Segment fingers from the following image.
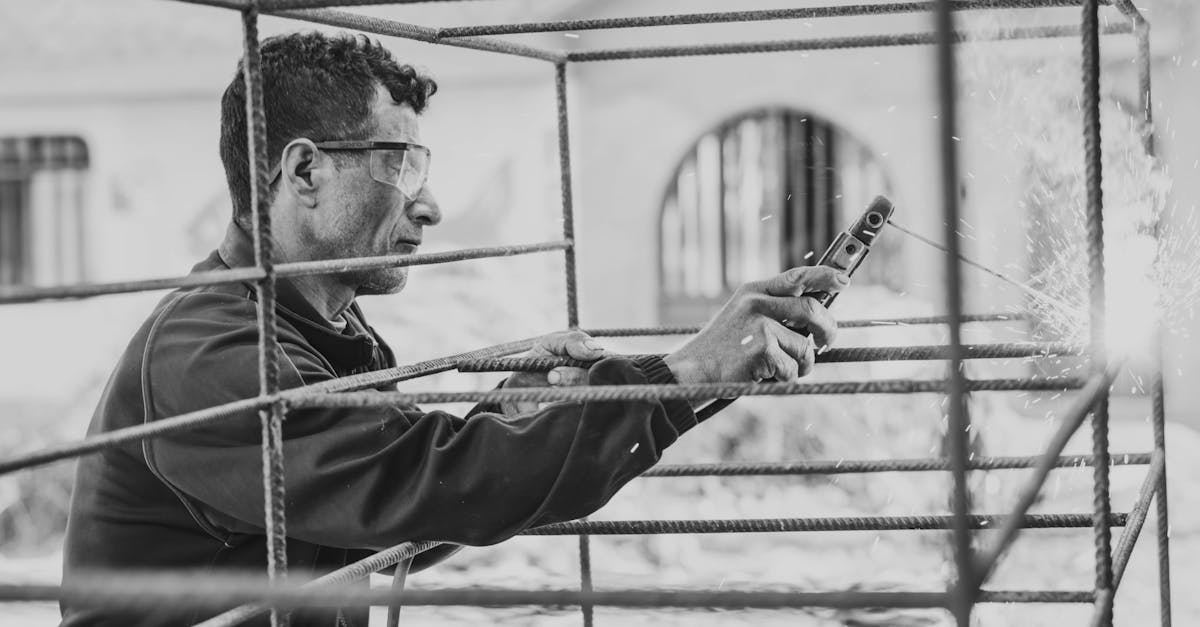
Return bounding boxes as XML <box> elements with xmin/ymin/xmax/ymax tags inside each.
<box><xmin>547</xmin><ymin>367</ymin><xmax>589</xmax><ymax>387</ymax></box>
<box><xmin>532</xmin><ymin>330</ymin><xmax>608</xmax><ymax>361</ymax></box>
<box><xmin>754</xmin><ymin>266</ymin><xmax>849</xmax><ymax>298</ymax></box>
<box><xmin>752</xmin><ymin>294</ymin><xmax>839</xmax><ymax>349</ymax></box>
<box><xmin>766</xmin><ymin>322</ymin><xmax>815</xmax><ymax>379</ymax></box>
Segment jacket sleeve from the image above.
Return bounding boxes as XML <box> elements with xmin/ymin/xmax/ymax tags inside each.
<box><xmin>143</xmin><ymin>293</ymin><xmax>697</xmax><ymax>550</ymax></box>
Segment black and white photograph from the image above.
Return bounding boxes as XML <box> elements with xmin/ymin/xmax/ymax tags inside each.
<box><xmin>0</xmin><ymin>0</ymin><xmax>1197</xmax><ymax>625</ymax></box>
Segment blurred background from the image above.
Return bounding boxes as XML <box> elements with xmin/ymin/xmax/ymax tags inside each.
<box><xmin>1</xmin><ymin>0</ymin><xmax>1197</xmax><ymax>625</ymax></box>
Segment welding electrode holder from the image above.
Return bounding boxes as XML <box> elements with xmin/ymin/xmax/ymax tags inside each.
<box><xmin>695</xmin><ymin>195</ymin><xmax>895</xmax><ymax>423</ymax></box>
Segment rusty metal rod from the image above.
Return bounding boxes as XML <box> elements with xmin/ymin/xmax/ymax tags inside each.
<box><xmin>584</xmin><ymin>312</ymin><xmax>1029</xmax><ymax>337</ymax></box>
<box><xmin>457</xmin><ymin>343</ymin><xmax>1084</xmax><ymax>372</ymax></box>
<box><xmin>1111</xmin><ymin>451</ymin><xmax>1165</xmax><ymax>589</ymax></box>
<box><xmin>290</xmin><ymin>377</ymin><xmax>1088</xmax><ymax>409</ymax></box>
<box><xmin>971</xmin><ymin>364</ymin><xmax>1120</xmax><ymax>589</ymax></box>
<box><xmin>566</xmin><ymin>23</ymin><xmax>1132</xmax><ymax>63</ymax></box>
<box><xmin>642</xmin><ymin>453</ymin><xmax>1150</xmax><ymax>478</ymax></box>
<box><xmin>438</xmin><ymin>1</ymin><xmax>1104</xmax><ymax>38</ymax></box>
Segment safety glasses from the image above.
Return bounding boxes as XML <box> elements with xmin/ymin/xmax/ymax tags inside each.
<box><xmin>270</xmin><ymin>140</ymin><xmax>432</xmax><ymax>200</ymax></box>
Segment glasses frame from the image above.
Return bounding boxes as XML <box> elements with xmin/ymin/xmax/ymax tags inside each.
<box><xmin>269</xmin><ymin>140</ymin><xmax>432</xmax><ymax>197</ymax></box>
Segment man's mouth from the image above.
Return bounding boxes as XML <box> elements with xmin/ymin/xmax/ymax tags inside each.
<box><xmin>394</xmin><ymin>240</ymin><xmax>420</xmax><ymax>254</ymax></box>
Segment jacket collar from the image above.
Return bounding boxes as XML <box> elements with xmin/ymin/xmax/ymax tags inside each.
<box><xmin>212</xmin><ymin>222</ymin><xmax>384</xmax><ymax>372</ymax></box>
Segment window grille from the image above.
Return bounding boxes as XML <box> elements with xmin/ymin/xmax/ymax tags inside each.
<box><xmin>659</xmin><ymin>110</ymin><xmax>895</xmax><ymax>325</ymax></box>
<box><xmin>0</xmin><ymin>136</ymin><xmax>89</xmax><ymax>286</ymax></box>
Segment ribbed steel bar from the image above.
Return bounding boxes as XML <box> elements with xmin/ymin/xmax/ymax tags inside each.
<box><xmin>3</xmin><ymin>580</ymin><xmax>963</xmax><ymax>611</ymax></box>
<box><xmin>1081</xmin><ymin>1</ymin><xmax>1115</xmax><ymax>624</ymax></box>
<box><xmin>0</xmin><ymin>242</ymin><xmax>569</xmax><ymax>305</ymax></box>
<box><xmin>240</xmin><ymin>5</ymin><xmax>289</xmax><ymax>624</ymax></box>
<box><xmin>289</xmin><ymin>377</ymin><xmax>1088</xmax><ymax>409</ymax></box>
<box><xmin>0</xmin><ymin>395</ymin><xmax>273</xmax><ymax>477</ymax></box>
<box><xmin>266</xmin><ymin>8</ymin><xmax>564</xmax><ymax>62</ymax></box>
<box><xmin>438</xmin><ymin>1</ymin><xmax>1101</xmax><ymax>38</ymax></box>
<box><xmin>456</xmin><ymin>342</ymin><xmax>1084</xmax><ymax>372</ymax></box>
<box><xmin>642</xmin><ymin>453</ymin><xmax>1150</xmax><ymax>478</ymax></box>
<box><xmin>277</xmin><ymin>240</ymin><xmax>572</xmax><ymax>278</ymax></box>
<box><xmin>524</xmin><ymin>513</ymin><xmax>1127</xmax><ymax>536</ymax></box>
<box><xmin>0</xmin><ymin>335</ymin><xmax>545</xmax><ymax>477</ymax></box>
<box><xmin>195</xmin><ymin>541</ymin><xmax>439</xmax><ymax>627</ymax></box>
<box><xmin>977</xmin><ymin>590</ymin><xmax>1094</xmax><ymax>603</ymax></box>
<box><xmin>584</xmin><ymin>312</ymin><xmax>1028</xmax><ymax>337</ymax></box>
<box><xmin>1119</xmin><ymin>0</ymin><xmax>1170</xmax><ymax>618</ymax></box>
<box><xmin>0</xmin><ymin>268</ymin><xmax>266</xmax><ymax>305</ymax></box>
<box><xmin>1151</xmin><ymin>333</ymin><xmax>1172</xmax><ymax>626</ymax></box>
<box><xmin>971</xmin><ymin>365</ymin><xmax>1120</xmax><ymax>588</ymax></box>
<box><xmin>565</xmin><ymin>23</ymin><xmax>1131</xmax><ymax>63</ymax></box>
<box><xmin>932</xmin><ymin>0</ymin><xmax>973</xmax><ymax>624</ymax></box>
<box><xmin>1112</xmin><ymin>451</ymin><xmax>1165</xmax><ymax>589</ymax></box>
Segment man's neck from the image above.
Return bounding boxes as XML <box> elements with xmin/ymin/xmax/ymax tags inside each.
<box><xmin>287</xmin><ymin>273</ymin><xmax>356</xmax><ymax>324</ymax></box>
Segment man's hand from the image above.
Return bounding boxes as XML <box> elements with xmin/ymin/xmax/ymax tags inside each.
<box><xmin>500</xmin><ymin>329</ymin><xmax>608</xmax><ymax>416</ymax></box>
<box><xmin>664</xmin><ymin>266</ymin><xmax>848</xmax><ymax>386</ymax></box>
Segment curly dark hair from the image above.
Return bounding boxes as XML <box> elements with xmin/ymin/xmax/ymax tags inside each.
<box><xmin>219</xmin><ymin>31</ymin><xmax>438</xmax><ymax>227</ymax></box>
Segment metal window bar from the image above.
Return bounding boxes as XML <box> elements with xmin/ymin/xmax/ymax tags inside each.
<box><xmin>0</xmin><ymin>1</ymin><xmax>1167</xmax><ymax>626</ymax></box>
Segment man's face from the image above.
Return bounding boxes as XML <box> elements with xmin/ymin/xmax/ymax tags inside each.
<box><xmin>313</xmin><ymin>84</ymin><xmax>441</xmax><ymax>295</ymax></box>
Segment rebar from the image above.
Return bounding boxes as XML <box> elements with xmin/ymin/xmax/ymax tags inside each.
<box><xmin>1111</xmin><ymin>451</ymin><xmax>1165</xmax><ymax>589</ymax></box>
<box><xmin>455</xmin><ymin>342</ymin><xmax>1084</xmax><ymax>372</ymax></box>
<box><xmin>972</xmin><ymin>365</ymin><xmax>1120</xmax><ymax>587</ymax></box>
<box><xmin>0</xmin><ymin>241</ymin><xmax>570</xmax><ymax>305</ymax></box>
<box><xmin>1081</xmin><ymin>1</ymin><xmax>1115</xmax><ymax>624</ymax></box>
<box><xmin>195</xmin><ymin>541</ymin><xmax>439</xmax><ymax>627</ymax></box>
<box><xmin>288</xmin><ymin>377</ymin><xmax>1088</xmax><ymax>409</ymax></box>
<box><xmin>584</xmin><ymin>312</ymin><xmax>1028</xmax><ymax>337</ymax></box>
<box><xmin>932</xmin><ymin>0</ymin><xmax>973</xmax><ymax>624</ymax></box>
<box><xmin>642</xmin><ymin>453</ymin><xmax>1150</xmax><ymax>478</ymax></box>
<box><xmin>240</xmin><ymin>5</ymin><xmax>289</xmax><ymax>624</ymax></box>
<box><xmin>438</xmin><ymin>1</ymin><xmax>1102</xmax><ymax>38</ymax></box>
<box><xmin>0</xmin><ymin>335</ymin><xmax>546</xmax><ymax>477</ymax></box>
<box><xmin>524</xmin><ymin>513</ymin><xmax>1127</xmax><ymax>536</ymax></box>
<box><xmin>565</xmin><ymin>24</ymin><xmax>1132</xmax><ymax>63</ymax></box>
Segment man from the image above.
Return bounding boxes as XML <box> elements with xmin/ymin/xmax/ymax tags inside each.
<box><xmin>61</xmin><ymin>32</ymin><xmax>845</xmax><ymax>626</ymax></box>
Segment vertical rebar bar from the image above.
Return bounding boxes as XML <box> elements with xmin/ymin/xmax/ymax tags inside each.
<box><xmin>1131</xmin><ymin>12</ymin><xmax>1172</xmax><ymax>624</ymax></box>
<box><xmin>933</xmin><ymin>1</ymin><xmax>973</xmax><ymax>625</ymax></box>
<box><xmin>555</xmin><ymin>62</ymin><xmax>580</xmax><ymax>329</ymax></box>
<box><xmin>1081</xmin><ymin>0</ymin><xmax>1114</xmax><ymax>624</ymax></box>
<box><xmin>242</xmin><ymin>4</ymin><xmax>289</xmax><ymax>626</ymax></box>
<box><xmin>554</xmin><ymin>60</ymin><xmax>592</xmax><ymax>627</ymax></box>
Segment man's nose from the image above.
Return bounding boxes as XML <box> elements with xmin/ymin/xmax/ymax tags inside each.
<box><xmin>407</xmin><ymin>186</ymin><xmax>442</xmax><ymax>226</ymax></box>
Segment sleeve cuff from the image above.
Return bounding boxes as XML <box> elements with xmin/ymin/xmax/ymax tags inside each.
<box><xmin>631</xmin><ymin>355</ymin><xmax>698</xmax><ymax>436</ymax></box>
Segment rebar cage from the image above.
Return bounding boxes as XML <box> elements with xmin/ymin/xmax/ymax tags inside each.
<box><xmin>0</xmin><ymin>1</ymin><xmax>1172</xmax><ymax>626</ymax></box>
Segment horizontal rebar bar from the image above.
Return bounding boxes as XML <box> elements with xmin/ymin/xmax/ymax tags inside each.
<box><xmin>271</xmin><ymin>8</ymin><xmax>564</xmax><ymax>62</ymax></box>
<box><xmin>584</xmin><ymin>312</ymin><xmax>1028</xmax><ymax>337</ymax></box>
<box><xmin>566</xmin><ymin>23</ymin><xmax>1132</xmax><ymax>62</ymax></box>
<box><xmin>0</xmin><ymin>268</ymin><xmax>267</xmax><ymax>305</ymax></box>
<box><xmin>457</xmin><ymin>342</ymin><xmax>1083</xmax><ymax>372</ymax></box>
<box><xmin>1111</xmin><ymin>451</ymin><xmax>1165</xmax><ymax>589</ymax></box>
<box><xmin>642</xmin><ymin>453</ymin><xmax>1151</xmax><ymax>477</ymax></box>
<box><xmin>439</xmin><ymin>1</ymin><xmax>1103</xmax><ymax>38</ymax></box>
<box><xmin>289</xmin><ymin>377</ymin><xmax>1087</xmax><ymax>410</ymax></box>
<box><xmin>0</xmin><ymin>578</ymin><xmax>1102</xmax><ymax>610</ymax></box>
<box><xmin>0</xmin><ymin>334</ymin><xmax>546</xmax><ymax>477</ymax></box>
<box><xmin>977</xmin><ymin>590</ymin><xmax>1094</xmax><ymax>603</ymax></box>
<box><xmin>276</xmin><ymin>240</ymin><xmax>571</xmax><ymax>278</ymax></box>
<box><xmin>196</xmin><ymin>540</ymin><xmax>440</xmax><ymax>627</ymax></box>
<box><xmin>0</xmin><ymin>241</ymin><xmax>569</xmax><ymax>305</ymax></box>
<box><xmin>971</xmin><ymin>365</ymin><xmax>1120</xmax><ymax>588</ymax></box>
<box><xmin>524</xmin><ymin>513</ymin><xmax>1126</xmax><ymax>536</ymax></box>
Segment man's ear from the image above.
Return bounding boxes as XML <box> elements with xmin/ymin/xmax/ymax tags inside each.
<box><xmin>279</xmin><ymin>138</ymin><xmax>322</xmax><ymax>205</ymax></box>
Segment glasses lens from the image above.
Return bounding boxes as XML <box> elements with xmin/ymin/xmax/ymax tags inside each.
<box><xmin>370</xmin><ymin>146</ymin><xmax>429</xmax><ymax>199</ymax></box>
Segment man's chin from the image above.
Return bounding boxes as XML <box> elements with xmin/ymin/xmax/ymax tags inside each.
<box><xmin>357</xmin><ymin>272</ymin><xmax>408</xmax><ymax>296</ymax></box>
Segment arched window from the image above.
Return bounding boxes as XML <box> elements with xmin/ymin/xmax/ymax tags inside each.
<box><xmin>659</xmin><ymin>109</ymin><xmax>895</xmax><ymax>325</ymax></box>
<box><xmin>0</xmin><ymin>136</ymin><xmax>89</xmax><ymax>286</ymax></box>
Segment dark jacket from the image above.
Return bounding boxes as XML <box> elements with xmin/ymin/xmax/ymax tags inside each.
<box><xmin>61</xmin><ymin>224</ymin><xmax>697</xmax><ymax>627</ymax></box>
